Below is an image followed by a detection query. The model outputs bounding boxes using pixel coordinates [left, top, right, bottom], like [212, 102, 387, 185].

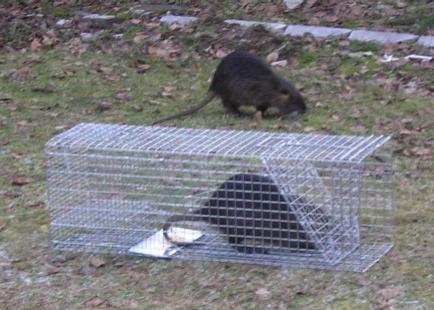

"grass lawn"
[0, 34, 433, 309]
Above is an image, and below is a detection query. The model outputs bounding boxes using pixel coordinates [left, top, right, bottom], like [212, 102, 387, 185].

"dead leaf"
[255, 288, 271, 301]
[132, 105, 143, 112]
[403, 81, 418, 95]
[23, 55, 43, 65]
[89, 257, 106, 268]
[215, 48, 230, 59]
[248, 121, 258, 129]
[351, 125, 367, 134]
[350, 108, 362, 119]
[133, 34, 147, 44]
[271, 60, 288, 67]
[306, 0, 319, 8]
[3, 192, 22, 199]
[266, 52, 279, 63]
[327, 114, 340, 123]
[86, 297, 105, 307]
[127, 270, 142, 283]
[136, 64, 151, 74]
[12, 176, 35, 186]
[28, 201, 45, 208]
[31, 85, 55, 93]
[42, 35, 57, 46]
[97, 101, 113, 111]
[55, 125, 71, 132]
[45, 265, 61, 275]
[16, 120, 29, 126]
[148, 46, 171, 59]
[0, 219, 7, 231]
[115, 91, 133, 102]
[190, 82, 201, 91]
[378, 287, 401, 301]
[240, 0, 252, 7]
[30, 38, 42, 51]
[255, 110, 263, 122]
[410, 147, 431, 157]
[126, 300, 140, 309]
[162, 178, 177, 186]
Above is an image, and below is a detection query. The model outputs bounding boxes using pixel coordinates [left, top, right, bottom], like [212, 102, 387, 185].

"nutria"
[152, 51, 306, 125]
[163, 173, 318, 254]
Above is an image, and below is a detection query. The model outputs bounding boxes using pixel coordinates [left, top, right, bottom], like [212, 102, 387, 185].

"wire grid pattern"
[46, 123, 394, 272]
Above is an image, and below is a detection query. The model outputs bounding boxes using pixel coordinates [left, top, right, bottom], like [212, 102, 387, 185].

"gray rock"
[160, 15, 198, 26]
[225, 19, 287, 32]
[80, 32, 95, 42]
[129, 8, 147, 16]
[349, 30, 417, 44]
[283, 0, 304, 10]
[55, 19, 71, 28]
[417, 36, 434, 48]
[131, 4, 186, 14]
[284, 25, 351, 38]
[82, 14, 116, 28]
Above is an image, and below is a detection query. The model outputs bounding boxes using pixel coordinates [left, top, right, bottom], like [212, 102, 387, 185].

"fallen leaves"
[31, 85, 56, 93]
[271, 60, 288, 67]
[409, 147, 431, 157]
[114, 89, 133, 102]
[16, 120, 29, 127]
[3, 192, 22, 199]
[27, 201, 45, 208]
[377, 287, 401, 308]
[97, 100, 113, 111]
[136, 64, 151, 74]
[255, 287, 271, 301]
[350, 124, 367, 134]
[0, 219, 7, 231]
[30, 38, 42, 52]
[89, 257, 106, 268]
[85, 297, 105, 308]
[12, 176, 35, 186]
[148, 44, 181, 61]
[266, 52, 279, 63]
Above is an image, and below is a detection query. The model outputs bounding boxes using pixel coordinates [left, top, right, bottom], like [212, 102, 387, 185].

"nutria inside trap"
[46, 123, 394, 272]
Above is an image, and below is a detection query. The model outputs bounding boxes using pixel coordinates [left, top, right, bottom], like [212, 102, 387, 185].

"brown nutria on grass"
[152, 51, 306, 125]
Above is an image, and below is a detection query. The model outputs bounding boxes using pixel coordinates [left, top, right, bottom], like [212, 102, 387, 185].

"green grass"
[0, 46, 433, 309]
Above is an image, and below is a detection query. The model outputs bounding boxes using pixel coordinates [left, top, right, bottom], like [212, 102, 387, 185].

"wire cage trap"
[45, 123, 394, 272]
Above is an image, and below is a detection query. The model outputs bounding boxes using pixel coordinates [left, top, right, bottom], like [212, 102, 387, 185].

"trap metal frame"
[46, 123, 394, 272]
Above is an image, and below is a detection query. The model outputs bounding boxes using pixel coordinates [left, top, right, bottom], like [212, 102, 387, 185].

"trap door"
[262, 157, 360, 264]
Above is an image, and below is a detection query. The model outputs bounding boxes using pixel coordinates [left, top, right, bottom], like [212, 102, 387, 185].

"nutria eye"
[280, 89, 289, 95]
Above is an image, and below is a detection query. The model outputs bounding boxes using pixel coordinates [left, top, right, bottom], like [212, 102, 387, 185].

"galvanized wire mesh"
[46, 123, 394, 272]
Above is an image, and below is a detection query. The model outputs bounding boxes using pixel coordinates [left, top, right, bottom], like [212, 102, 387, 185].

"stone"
[284, 25, 351, 38]
[55, 19, 71, 28]
[80, 32, 95, 42]
[417, 36, 434, 48]
[130, 4, 186, 14]
[225, 19, 287, 32]
[349, 30, 417, 44]
[160, 15, 198, 26]
[283, 0, 304, 10]
[82, 14, 116, 28]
